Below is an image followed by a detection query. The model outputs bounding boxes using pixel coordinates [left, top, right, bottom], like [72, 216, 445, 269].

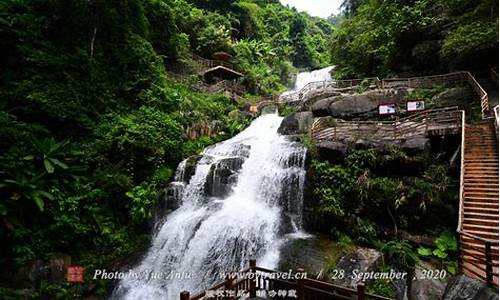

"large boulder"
[442, 275, 498, 300]
[278, 236, 327, 277]
[431, 87, 473, 105]
[328, 91, 383, 117]
[204, 157, 245, 198]
[311, 98, 335, 116]
[409, 262, 447, 300]
[333, 248, 383, 288]
[316, 141, 350, 163]
[278, 112, 314, 135]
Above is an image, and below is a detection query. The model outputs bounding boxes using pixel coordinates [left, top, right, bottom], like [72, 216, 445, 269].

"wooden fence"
[458, 231, 499, 287]
[181, 259, 393, 300]
[310, 107, 462, 143]
[192, 53, 235, 70]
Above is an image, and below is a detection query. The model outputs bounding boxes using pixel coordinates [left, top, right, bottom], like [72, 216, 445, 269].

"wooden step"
[462, 223, 500, 233]
[461, 237, 500, 249]
[459, 230, 498, 240]
[463, 217, 499, 226]
[464, 205, 499, 212]
[464, 196, 499, 202]
[463, 211, 499, 219]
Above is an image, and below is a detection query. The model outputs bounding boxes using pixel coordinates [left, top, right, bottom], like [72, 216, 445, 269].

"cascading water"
[111, 68, 332, 300]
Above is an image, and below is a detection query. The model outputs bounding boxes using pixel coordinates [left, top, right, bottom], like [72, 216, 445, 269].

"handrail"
[182, 259, 395, 300]
[192, 53, 234, 70]
[457, 110, 466, 233]
[310, 107, 461, 139]
[494, 105, 499, 136]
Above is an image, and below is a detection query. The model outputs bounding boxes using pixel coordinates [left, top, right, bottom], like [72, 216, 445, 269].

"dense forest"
[330, 0, 499, 78]
[0, 0, 498, 298]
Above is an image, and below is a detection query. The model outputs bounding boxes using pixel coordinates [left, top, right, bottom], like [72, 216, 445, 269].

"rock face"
[17, 254, 72, 287]
[278, 112, 314, 135]
[442, 275, 499, 300]
[431, 87, 473, 104]
[409, 262, 446, 300]
[334, 248, 383, 288]
[316, 141, 350, 163]
[204, 157, 245, 198]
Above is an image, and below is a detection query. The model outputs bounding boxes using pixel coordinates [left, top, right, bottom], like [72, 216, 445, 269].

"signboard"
[378, 103, 398, 115]
[407, 100, 425, 112]
[67, 266, 85, 283]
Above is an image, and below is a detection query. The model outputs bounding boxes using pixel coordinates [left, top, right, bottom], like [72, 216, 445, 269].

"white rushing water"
[291, 66, 334, 92]
[110, 68, 334, 300]
[111, 114, 307, 299]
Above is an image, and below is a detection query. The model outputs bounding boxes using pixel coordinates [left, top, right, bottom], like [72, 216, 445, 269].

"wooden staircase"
[459, 120, 499, 286]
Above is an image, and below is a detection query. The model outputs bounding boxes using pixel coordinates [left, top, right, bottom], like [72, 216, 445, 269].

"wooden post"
[180, 291, 190, 300]
[485, 241, 493, 286]
[357, 283, 365, 300]
[225, 275, 235, 300]
[297, 268, 305, 300]
[249, 259, 257, 298]
[457, 233, 463, 273]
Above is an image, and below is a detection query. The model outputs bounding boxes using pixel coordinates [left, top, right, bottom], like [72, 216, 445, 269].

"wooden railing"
[494, 105, 500, 136]
[310, 107, 462, 142]
[279, 77, 380, 103]
[279, 72, 490, 119]
[458, 231, 499, 287]
[181, 259, 394, 300]
[457, 110, 466, 234]
[192, 54, 235, 70]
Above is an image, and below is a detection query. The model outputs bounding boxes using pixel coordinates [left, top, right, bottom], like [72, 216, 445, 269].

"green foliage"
[381, 240, 419, 270]
[331, 0, 498, 77]
[367, 265, 397, 298]
[312, 146, 457, 243]
[417, 230, 458, 274]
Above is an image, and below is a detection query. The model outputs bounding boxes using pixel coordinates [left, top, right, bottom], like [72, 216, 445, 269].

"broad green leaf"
[417, 246, 433, 256]
[433, 248, 448, 259]
[32, 195, 44, 211]
[50, 158, 68, 169]
[44, 160, 55, 173]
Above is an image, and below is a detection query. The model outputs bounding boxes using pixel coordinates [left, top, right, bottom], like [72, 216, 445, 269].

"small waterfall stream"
[111, 67, 332, 300]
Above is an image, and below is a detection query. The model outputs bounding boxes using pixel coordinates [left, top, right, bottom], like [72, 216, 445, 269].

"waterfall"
[281, 66, 334, 100]
[293, 66, 334, 91]
[111, 114, 308, 299]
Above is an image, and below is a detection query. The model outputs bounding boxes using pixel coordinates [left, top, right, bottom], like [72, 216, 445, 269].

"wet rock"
[409, 262, 446, 300]
[204, 157, 245, 198]
[278, 112, 314, 135]
[278, 236, 326, 277]
[261, 104, 278, 115]
[334, 248, 383, 288]
[176, 155, 202, 183]
[442, 275, 498, 300]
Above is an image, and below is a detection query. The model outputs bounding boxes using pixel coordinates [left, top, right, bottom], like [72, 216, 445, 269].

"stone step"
[464, 196, 499, 202]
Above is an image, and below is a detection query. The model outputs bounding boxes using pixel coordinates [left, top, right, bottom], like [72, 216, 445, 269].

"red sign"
[67, 266, 85, 283]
